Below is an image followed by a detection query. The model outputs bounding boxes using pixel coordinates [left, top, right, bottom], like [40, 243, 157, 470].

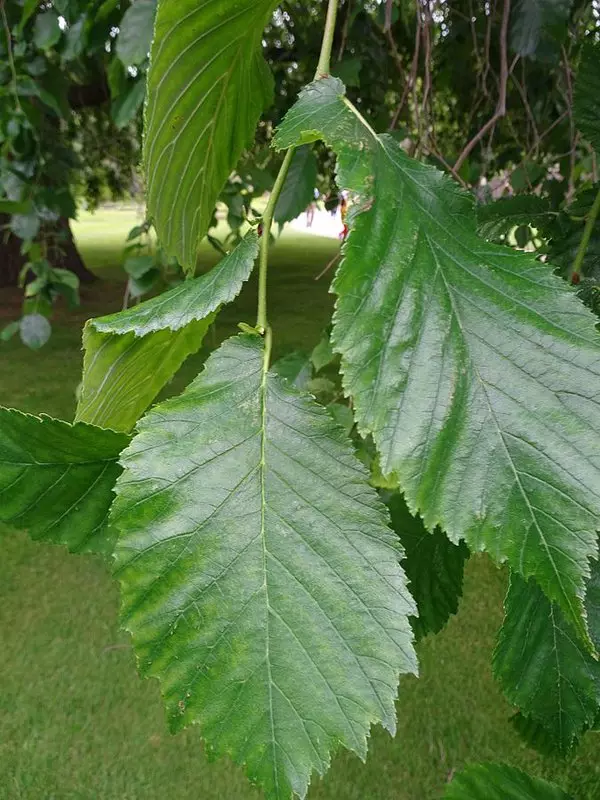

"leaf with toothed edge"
[0, 408, 129, 556]
[275, 76, 600, 647]
[75, 233, 259, 433]
[112, 333, 417, 800]
[443, 762, 572, 800]
[144, 0, 279, 272]
[385, 491, 469, 640]
[493, 570, 600, 752]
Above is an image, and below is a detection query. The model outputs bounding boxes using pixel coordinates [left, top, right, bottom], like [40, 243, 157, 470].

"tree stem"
[570, 185, 600, 283]
[256, 147, 295, 333]
[315, 0, 340, 79]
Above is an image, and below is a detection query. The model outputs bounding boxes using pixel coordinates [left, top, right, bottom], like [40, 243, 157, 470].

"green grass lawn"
[1, 209, 600, 799]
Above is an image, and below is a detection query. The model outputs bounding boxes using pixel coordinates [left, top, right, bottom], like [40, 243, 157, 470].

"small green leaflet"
[275, 77, 600, 645]
[0, 408, 128, 556]
[144, 0, 279, 272]
[274, 145, 318, 226]
[385, 492, 469, 640]
[116, 0, 157, 67]
[443, 762, 572, 800]
[76, 233, 259, 433]
[493, 571, 600, 751]
[112, 333, 417, 800]
[574, 40, 600, 155]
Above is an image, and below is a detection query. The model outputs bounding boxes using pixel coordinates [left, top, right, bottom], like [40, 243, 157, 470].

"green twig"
[256, 147, 295, 333]
[570, 186, 600, 283]
[315, 0, 340, 79]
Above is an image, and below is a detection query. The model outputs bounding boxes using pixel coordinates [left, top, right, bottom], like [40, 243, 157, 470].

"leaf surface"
[116, 0, 157, 66]
[112, 333, 417, 800]
[275, 77, 600, 643]
[0, 408, 128, 555]
[493, 571, 600, 751]
[145, 0, 278, 272]
[386, 492, 469, 640]
[76, 234, 258, 432]
[443, 762, 572, 800]
[574, 40, 600, 154]
[274, 145, 318, 226]
[91, 232, 259, 336]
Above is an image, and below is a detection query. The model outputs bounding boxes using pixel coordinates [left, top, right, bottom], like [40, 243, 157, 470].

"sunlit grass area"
[1, 208, 599, 799]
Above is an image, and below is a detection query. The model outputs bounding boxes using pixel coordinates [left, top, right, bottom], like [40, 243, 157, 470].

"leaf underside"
[113, 333, 417, 800]
[493, 571, 600, 751]
[76, 233, 259, 433]
[275, 77, 600, 644]
[144, 0, 278, 271]
[443, 761, 572, 800]
[0, 408, 128, 555]
[274, 145, 318, 226]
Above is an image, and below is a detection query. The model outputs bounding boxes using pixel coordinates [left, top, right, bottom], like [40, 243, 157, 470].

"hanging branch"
[389, 11, 421, 131]
[454, 0, 511, 172]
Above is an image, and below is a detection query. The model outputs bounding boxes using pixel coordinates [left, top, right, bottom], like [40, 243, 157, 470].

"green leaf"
[10, 210, 40, 241]
[386, 492, 469, 640]
[477, 196, 553, 240]
[90, 232, 259, 337]
[311, 332, 335, 372]
[19, 313, 51, 349]
[0, 321, 20, 342]
[144, 0, 278, 272]
[123, 254, 156, 279]
[112, 333, 417, 800]
[443, 762, 572, 800]
[574, 40, 600, 155]
[0, 199, 32, 214]
[75, 321, 211, 433]
[116, 0, 157, 66]
[33, 11, 61, 50]
[493, 571, 600, 751]
[111, 78, 146, 128]
[19, 0, 40, 31]
[328, 403, 354, 435]
[0, 408, 128, 555]
[62, 15, 87, 62]
[272, 351, 313, 390]
[274, 145, 318, 226]
[275, 77, 600, 644]
[76, 234, 258, 432]
[509, 0, 572, 61]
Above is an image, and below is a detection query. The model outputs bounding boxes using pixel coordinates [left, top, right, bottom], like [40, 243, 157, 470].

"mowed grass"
[1, 208, 600, 799]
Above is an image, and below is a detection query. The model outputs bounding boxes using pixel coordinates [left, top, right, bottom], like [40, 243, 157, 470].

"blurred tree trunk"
[0, 214, 96, 288]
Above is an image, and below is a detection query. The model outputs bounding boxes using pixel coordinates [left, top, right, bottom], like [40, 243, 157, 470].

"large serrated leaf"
[493, 571, 600, 751]
[112, 333, 417, 800]
[385, 492, 469, 640]
[0, 408, 128, 556]
[443, 762, 572, 800]
[144, 0, 278, 272]
[574, 40, 600, 154]
[275, 77, 600, 645]
[75, 234, 258, 433]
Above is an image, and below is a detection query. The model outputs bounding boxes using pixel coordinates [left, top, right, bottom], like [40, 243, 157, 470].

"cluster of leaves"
[2, 2, 600, 799]
[0, 0, 156, 333]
